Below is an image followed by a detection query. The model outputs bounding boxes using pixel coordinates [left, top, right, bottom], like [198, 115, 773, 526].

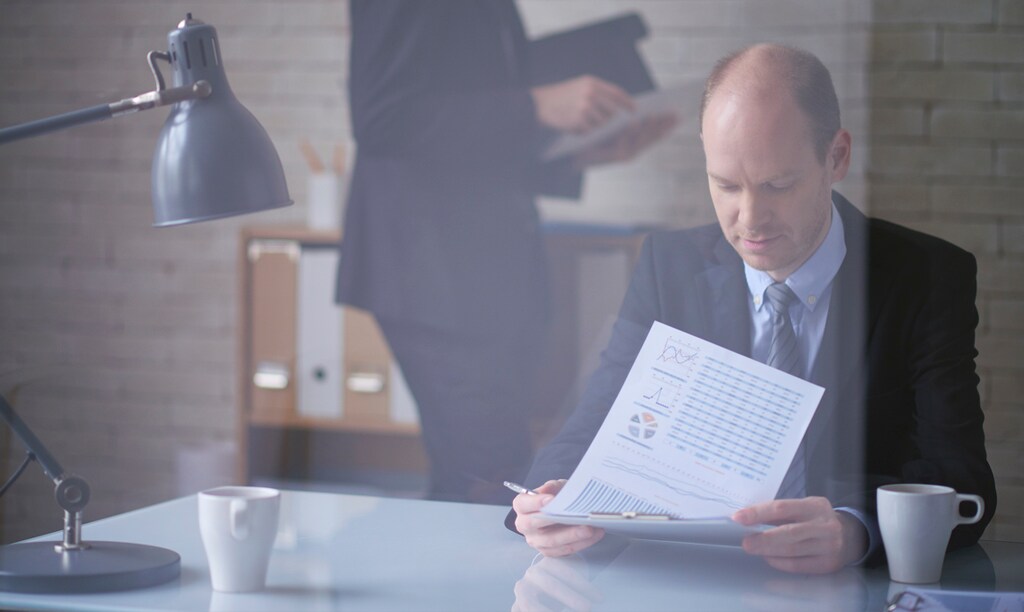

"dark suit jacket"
[520, 194, 996, 555]
[336, 0, 581, 336]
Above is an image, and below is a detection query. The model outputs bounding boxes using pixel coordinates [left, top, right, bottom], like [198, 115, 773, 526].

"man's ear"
[828, 128, 851, 182]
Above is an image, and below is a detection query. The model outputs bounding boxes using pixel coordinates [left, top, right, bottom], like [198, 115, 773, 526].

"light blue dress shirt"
[745, 202, 846, 379]
[742, 202, 879, 565]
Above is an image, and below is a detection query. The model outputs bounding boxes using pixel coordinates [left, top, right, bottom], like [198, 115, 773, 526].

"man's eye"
[766, 181, 794, 192]
[717, 183, 739, 193]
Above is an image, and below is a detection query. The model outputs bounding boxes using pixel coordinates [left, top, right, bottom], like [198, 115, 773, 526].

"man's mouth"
[741, 235, 780, 252]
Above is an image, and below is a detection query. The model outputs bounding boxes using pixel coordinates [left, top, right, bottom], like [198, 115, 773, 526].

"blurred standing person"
[337, 0, 673, 502]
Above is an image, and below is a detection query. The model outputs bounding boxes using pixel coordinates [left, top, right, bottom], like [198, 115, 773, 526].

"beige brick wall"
[867, 0, 1024, 542]
[1, 0, 1019, 546]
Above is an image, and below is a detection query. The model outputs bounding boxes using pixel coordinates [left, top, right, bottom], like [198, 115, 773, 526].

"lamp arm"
[0, 80, 212, 146]
[1, 392, 92, 550]
[0, 393, 66, 485]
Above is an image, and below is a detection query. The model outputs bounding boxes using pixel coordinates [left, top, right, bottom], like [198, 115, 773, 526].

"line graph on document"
[656, 335, 702, 374]
[601, 456, 742, 512]
[637, 359, 695, 416]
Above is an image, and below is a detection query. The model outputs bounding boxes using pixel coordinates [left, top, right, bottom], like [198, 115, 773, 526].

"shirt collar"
[745, 201, 847, 313]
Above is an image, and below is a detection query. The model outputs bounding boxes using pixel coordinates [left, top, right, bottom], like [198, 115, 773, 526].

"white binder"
[388, 360, 419, 425]
[296, 247, 343, 418]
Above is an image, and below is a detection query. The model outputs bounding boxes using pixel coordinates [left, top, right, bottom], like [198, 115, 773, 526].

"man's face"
[701, 88, 849, 281]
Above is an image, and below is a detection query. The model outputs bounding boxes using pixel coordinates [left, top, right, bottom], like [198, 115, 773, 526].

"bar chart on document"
[544, 321, 825, 520]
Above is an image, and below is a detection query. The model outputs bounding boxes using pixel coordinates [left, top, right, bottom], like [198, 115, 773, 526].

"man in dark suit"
[511, 44, 996, 573]
[337, 1, 672, 502]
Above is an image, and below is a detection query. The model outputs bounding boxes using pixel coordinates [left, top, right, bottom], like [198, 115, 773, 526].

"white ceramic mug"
[199, 486, 281, 592]
[877, 484, 984, 583]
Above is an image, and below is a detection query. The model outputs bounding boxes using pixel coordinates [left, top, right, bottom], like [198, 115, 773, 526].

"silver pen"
[503, 481, 538, 496]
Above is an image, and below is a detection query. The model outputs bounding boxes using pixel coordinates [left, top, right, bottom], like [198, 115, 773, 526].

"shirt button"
[754, 295, 762, 306]
[808, 295, 817, 305]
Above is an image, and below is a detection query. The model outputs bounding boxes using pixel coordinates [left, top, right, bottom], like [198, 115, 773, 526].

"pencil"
[299, 138, 324, 173]
[332, 143, 347, 175]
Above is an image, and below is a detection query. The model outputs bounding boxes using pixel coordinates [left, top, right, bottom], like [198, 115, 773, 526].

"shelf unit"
[236, 223, 649, 490]
[237, 226, 424, 489]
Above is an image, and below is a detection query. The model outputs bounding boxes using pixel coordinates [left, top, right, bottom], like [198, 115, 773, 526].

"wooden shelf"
[250, 410, 420, 436]
[242, 225, 340, 244]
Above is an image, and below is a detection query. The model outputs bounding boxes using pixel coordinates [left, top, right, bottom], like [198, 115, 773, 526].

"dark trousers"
[376, 315, 545, 504]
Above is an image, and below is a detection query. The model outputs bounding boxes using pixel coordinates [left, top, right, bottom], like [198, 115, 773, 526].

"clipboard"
[544, 512, 772, 547]
[528, 12, 655, 95]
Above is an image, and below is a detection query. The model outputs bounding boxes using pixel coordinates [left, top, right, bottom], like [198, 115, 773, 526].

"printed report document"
[543, 321, 825, 528]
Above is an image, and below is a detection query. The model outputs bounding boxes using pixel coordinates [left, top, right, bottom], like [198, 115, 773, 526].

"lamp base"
[0, 540, 180, 593]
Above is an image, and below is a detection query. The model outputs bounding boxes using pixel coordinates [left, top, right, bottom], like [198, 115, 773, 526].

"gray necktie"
[765, 282, 802, 377]
[764, 282, 806, 498]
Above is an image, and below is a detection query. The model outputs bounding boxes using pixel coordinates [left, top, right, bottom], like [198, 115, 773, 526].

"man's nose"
[737, 192, 771, 232]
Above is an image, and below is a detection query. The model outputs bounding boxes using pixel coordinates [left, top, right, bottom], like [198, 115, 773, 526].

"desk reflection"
[510, 535, 1000, 612]
[511, 536, 870, 612]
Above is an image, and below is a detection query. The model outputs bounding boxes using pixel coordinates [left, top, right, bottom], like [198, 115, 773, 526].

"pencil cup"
[307, 173, 344, 230]
[877, 484, 983, 584]
[199, 486, 280, 592]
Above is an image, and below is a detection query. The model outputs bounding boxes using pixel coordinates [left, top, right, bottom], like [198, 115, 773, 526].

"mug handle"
[955, 494, 984, 525]
[230, 499, 250, 540]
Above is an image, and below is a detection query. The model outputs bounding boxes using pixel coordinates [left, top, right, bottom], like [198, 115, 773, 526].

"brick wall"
[1, 0, 1019, 545]
[867, 0, 1024, 542]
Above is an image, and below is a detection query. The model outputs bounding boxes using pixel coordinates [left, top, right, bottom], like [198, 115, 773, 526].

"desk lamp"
[0, 13, 291, 225]
[0, 14, 291, 592]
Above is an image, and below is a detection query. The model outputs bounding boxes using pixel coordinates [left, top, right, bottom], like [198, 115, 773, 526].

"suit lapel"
[694, 236, 751, 357]
[805, 195, 870, 488]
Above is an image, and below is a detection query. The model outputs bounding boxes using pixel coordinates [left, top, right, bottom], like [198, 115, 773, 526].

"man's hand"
[513, 479, 606, 557]
[531, 76, 635, 134]
[732, 497, 868, 574]
[573, 113, 678, 169]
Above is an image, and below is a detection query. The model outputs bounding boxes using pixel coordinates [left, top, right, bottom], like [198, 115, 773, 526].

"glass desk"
[0, 490, 1020, 611]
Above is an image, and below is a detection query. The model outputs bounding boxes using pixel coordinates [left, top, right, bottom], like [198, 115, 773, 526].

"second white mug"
[199, 486, 281, 592]
[877, 484, 984, 584]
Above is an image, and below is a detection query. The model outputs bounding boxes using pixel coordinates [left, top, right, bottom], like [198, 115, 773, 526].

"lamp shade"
[151, 16, 291, 227]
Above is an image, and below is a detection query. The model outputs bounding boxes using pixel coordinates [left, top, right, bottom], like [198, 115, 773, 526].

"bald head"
[699, 44, 840, 161]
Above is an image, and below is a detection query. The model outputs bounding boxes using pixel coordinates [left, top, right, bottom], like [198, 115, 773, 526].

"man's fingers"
[515, 480, 571, 539]
[515, 504, 565, 534]
[743, 528, 824, 558]
[516, 513, 561, 534]
[535, 528, 606, 558]
[535, 479, 567, 494]
[590, 89, 630, 120]
[573, 78, 633, 132]
[513, 492, 554, 515]
[527, 525, 604, 556]
[526, 525, 596, 551]
[734, 497, 831, 525]
[742, 513, 845, 562]
[592, 79, 635, 113]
